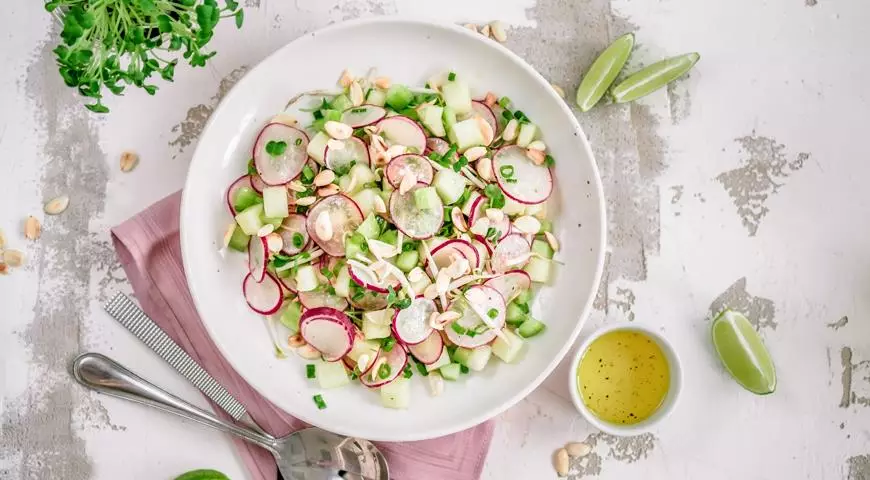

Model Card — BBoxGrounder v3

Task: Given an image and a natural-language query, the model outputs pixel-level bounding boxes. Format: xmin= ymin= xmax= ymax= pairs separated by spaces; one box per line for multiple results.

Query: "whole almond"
xmin=566 ymin=442 xmax=591 ymax=457
xmin=551 ymin=83 xmax=566 ymax=98
xmin=120 ymin=151 xmax=139 ymax=172
xmin=24 ymin=216 xmax=41 ymax=240
xmin=317 ymin=184 xmax=340 ymax=197
xmin=4 ymin=249 xmax=24 ymax=267
xmin=295 ymin=196 xmax=317 ymax=206
xmin=313 ymin=169 xmax=336 ymax=187
xmin=490 ymin=21 xmax=507 ymax=42
xmin=554 ymin=448 xmax=569 ymax=477
xmin=374 ymin=76 xmax=391 ymax=89
xmin=44 ymin=195 xmax=70 ymax=215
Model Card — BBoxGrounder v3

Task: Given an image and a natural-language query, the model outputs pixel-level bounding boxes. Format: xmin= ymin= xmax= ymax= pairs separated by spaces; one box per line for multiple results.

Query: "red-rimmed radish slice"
xmin=253 ymin=123 xmax=309 ymax=185
xmin=279 ymin=274 xmax=297 ymax=293
xmin=469 ymin=196 xmax=510 ymax=240
xmin=484 ymin=270 xmax=532 ymax=303
xmin=341 ymin=105 xmax=387 ymax=128
xmin=491 ymin=233 xmax=532 ymax=273
xmin=389 ymin=183 xmax=444 ymax=240
xmin=248 ymin=236 xmax=268 ymax=282
xmin=348 ymin=260 xmax=399 ymax=294
xmin=493 ymin=145 xmax=553 ymax=205
xmin=348 ymin=290 xmax=388 ymax=311
xmin=392 ymin=297 xmax=436 ymax=345
xmin=243 ymin=272 xmax=283 ymax=315
xmin=385 ymin=154 xmax=434 ymax=188
xmin=430 ymin=239 xmax=480 ymax=270
xmin=471 ymin=101 xmax=498 ymax=135
xmin=360 ymin=345 xmax=408 ymax=388
xmin=305 ymin=194 xmax=364 ymax=256
xmin=226 ymin=175 xmax=253 ymax=215
xmin=278 ymin=214 xmax=309 ymax=255
xmin=299 ymin=307 xmax=355 ymax=361
xmin=408 ymin=330 xmax=445 ymax=364
xmin=376 ymin=116 xmax=426 ymax=152
xmin=250 ymin=174 xmax=266 ymax=194
xmin=297 ymin=290 xmax=349 ymax=311
xmin=471 ymin=236 xmax=492 ymax=266
xmin=425 ymin=137 xmax=458 ymax=162
xmin=325 ymin=136 xmax=370 ymax=171
xmin=445 ymin=285 xmax=506 ymax=348
xmin=489 ymin=103 xmax=507 ymax=135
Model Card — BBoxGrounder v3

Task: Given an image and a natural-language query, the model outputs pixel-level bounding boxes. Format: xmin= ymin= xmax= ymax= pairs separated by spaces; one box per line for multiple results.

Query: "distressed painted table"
xmin=3 ymin=0 xmax=869 ymax=479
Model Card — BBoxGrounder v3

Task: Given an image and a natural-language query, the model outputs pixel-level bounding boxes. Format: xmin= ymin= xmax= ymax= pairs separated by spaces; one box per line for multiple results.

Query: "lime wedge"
xmin=575 ymin=33 xmax=635 ymax=112
xmin=611 ymin=52 xmax=700 ymax=104
xmin=711 ymin=310 xmax=776 ymax=395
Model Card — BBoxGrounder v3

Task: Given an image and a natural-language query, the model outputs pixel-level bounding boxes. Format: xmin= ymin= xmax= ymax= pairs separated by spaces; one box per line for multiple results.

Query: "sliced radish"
xmin=469 ymin=196 xmax=510 ymax=241
xmin=299 ymin=307 xmax=355 ymax=361
xmin=278 ymin=214 xmax=309 ymax=255
xmin=471 ymin=236 xmax=492 ymax=266
xmin=491 ymin=233 xmax=532 ymax=273
xmin=250 ymin=174 xmax=267 ymax=194
xmin=389 ymin=183 xmax=444 ymax=240
xmin=392 ymin=297 xmax=436 ymax=345
xmin=490 ymin=103 xmax=507 ymax=135
xmin=243 ymin=272 xmax=283 ymax=315
xmin=360 ymin=345 xmax=408 ymax=388
xmin=298 ymin=290 xmax=349 ymax=311
xmin=444 ymin=285 xmax=506 ymax=348
xmin=484 ymin=270 xmax=532 ymax=303
xmin=376 ymin=116 xmax=426 ymax=152
xmin=227 ymin=175 xmax=253 ymax=215
xmin=253 ymin=123 xmax=309 ymax=185
xmin=279 ymin=274 xmax=297 ymax=293
xmin=341 ymin=105 xmax=387 ymax=128
xmin=247 ymin=236 xmax=268 ymax=282
xmin=426 ymin=137 xmax=458 ymax=162
xmin=348 ymin=290 xmax=389 ymax=311
xmin=429 ymin=239 xmax=480 ymax=270
xmin=493 ymin=145 xmax=553 ymax=205
xmin=325 ymin=136 xmax=370 ymax=171
xmin=471 ymin=101 xmax=497 ymax=136
xmin=348 ymin=260 xmax=399 ymax=294
xmin=385 ymin=154 xmax=434 ymax=188
xmin=407 ymin=330 xmax=445 ymax=364
xmin=305 ymin=194 xmax=364 ymax=256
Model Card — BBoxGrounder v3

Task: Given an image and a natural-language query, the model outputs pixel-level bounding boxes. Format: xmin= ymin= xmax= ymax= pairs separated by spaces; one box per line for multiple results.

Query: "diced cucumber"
xmin=331 ymin=94 xmax=352 ymax=113
xmin=262 ymin=186 xmax=289 ymax=219
xmin=380 ymin=377 xmax=410 ymax=409
xmin=432 ymin=169 xmax=467 ymax=205
xmin=307 ymin=131 xmax=330 ymax=164
xmin=352 ymin=188 xmax=381 ymax=218
xmin=350 ymin=163 xmax=378 ymax=186
xmin=531 ymin=238 xmax=554 ymax=259
xmin=467 ymin=345 xmax=492 ymax=371
xmin=356 ymin=213 xmax=381 ymax=240
xmin=337 ymin=175 xmax=357 ymax=196
xmin=426 ymin=349 xmax=451 ymax=372
xmin=539 ymin=219 xmax=552 ymax=232
xmin=515 ymin=289 xmax=534 ymax=304
xmin=228 ymin=224 xmax=250 ymax=252
xmin=317 ymin=360 xmax=350 ymax=389
xmin=263 ymin=216 xmax=284 ymax=229
xmin=461 ymin=191 xmax=481 ymax=216
xmin=280 ymin=300 xmax=302 ymax=332
xmin=378 ymin=229 xmax=398 ymax=246
xmin=440 ymin=363 xmax=462 ymax=381
xmin=395 ymin=250 xmax=419 ymax=273
xmin=414 ymin=186 xmax=440 ymax=210
xmin=517 ymin=318 xmax=546 ymax=338
xmin=418 ymin=105 xmax=446 ymax=137
xmin=525 ymin=201 xmax=546 ymax=218
xmin=233 ymin=186 xmax=261 ymax=213
xmin=295 ymin=265 xmax=319 ymax=292
xmin=443 ymin=106 xmax=457 ymax=132
xmin=347 ymin=338 xmax=380 ymax=362
xmin=450 ymin=118 xmax=486 ymax=152
xmin=505 ymin=302 xmax=527 ymax=326
xmin=363 ymin=318 xmax=391 ymax=340
xmin=362 ymin=308 xmax=391 ymax=326
xmin=345 ymin=234 xmax=366 ymax=259
xmin=235 ymin=204 xmax=265 ymax=236
xmin=516 ymin=123 xmax=538 ymax=148
xmin=441 ymin=79 xmax=472 ymax=115
xmin=386 ymin=84 xmax=413 ymax=111
xmin=502 ymin=196 xmax=526 ymax=216
xmin=492 ymin=329 xmax=524 ymax=363
xmin=452 ymin=347 xmax=471 ymax=366
xmin=524 ymin=257 xmax=552 ymax=283
xmin=366 ymin=88 xmax=387 ymax=107
xmin=334 ymin=264 xmax=351 ymax=297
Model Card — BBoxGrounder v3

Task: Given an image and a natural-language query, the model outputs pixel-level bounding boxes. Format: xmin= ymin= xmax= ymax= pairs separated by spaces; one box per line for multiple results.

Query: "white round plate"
xmin=181 ymin=18 xmax=605 ymax=442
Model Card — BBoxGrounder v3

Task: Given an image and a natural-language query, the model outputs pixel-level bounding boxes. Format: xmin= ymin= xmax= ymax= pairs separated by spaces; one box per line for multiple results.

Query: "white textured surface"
xmin=2 ymin=0 xmax=870 ymax=479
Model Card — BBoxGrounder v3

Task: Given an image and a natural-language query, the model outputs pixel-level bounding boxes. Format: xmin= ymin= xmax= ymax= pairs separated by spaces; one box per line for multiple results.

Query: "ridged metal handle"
xmin=71 ymin=353 xmax=280 ymax=453
xmin=103 ymin=292 xmax=247 ymax=420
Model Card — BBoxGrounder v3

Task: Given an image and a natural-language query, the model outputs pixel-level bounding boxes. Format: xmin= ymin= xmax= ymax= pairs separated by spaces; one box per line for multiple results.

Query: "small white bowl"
xmin=568 ymin=322 xmax=683 ymax=436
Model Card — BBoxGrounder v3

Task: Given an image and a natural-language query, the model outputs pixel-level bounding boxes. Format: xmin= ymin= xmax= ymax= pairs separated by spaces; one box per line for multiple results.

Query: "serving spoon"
xmin=72 ymin=353 xmax=388 ymax=480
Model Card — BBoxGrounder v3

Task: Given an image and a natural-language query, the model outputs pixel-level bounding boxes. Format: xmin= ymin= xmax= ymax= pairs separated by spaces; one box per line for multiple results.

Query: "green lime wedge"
xmin=174 ymin=470 xmax=229 ymax=480
xmin=575 ymin=33 xmax=635 ymax=112
xmin=611 ymin=52 xmax=700 ymax=104
xmin=711 ymin=309 xmax=776 ymax=395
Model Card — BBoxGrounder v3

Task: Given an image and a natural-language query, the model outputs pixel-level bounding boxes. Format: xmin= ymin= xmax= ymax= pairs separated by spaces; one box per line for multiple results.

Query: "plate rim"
xmin=180 ymin=16 xmax=607 ymax=441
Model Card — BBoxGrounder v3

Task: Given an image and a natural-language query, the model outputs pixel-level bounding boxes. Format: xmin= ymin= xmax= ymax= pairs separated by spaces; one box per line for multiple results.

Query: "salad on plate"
xmin=222 ymin=69 xmax=559 ymax=409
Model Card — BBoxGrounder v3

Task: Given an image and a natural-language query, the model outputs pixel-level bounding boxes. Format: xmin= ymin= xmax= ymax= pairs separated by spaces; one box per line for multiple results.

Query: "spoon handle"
xmin=72 ymin=352 xmax=280 ymax=454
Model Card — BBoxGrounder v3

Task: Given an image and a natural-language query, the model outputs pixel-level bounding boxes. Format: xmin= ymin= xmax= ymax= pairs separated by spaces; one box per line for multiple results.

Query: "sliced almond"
xmin=554 ymin=448 xmax=569 ymax=477
xmin=324 ymin=121 xmax=352 ymax=140
xmin=476 ymin=117 xmax=495 ymax=145
xmin=4 ymin=249 xmax=24 ymax=268
xmin=428 ymin=311 xmax=442 ymax=330
xmin=399 ymin=171 xmax=417 ymax=195
xmin=257 ymin=224 xmax=275 ymax=237
xmin=338 ymin=69 xmax=354 ymax=88
xmin=296 ymin=344 xmax=322 ymax=360
xmin=427 ymin=372 xmax=444 ymax=396
xmin=475 ymin=157 xmax=494 ymax=182
xmin=24 ymin=216 xmax=41 ymax=240
xmin=385 ymin=145 xmax=406 ymax=159
xmin=470 ymin=217 xmax=490 ymax=236
xmin=266 ymin=233 xmax=284 ymax=253
xmin=544 ymin=231 xmax=560 ymax=252
xmin=326 ymin=138 xmax=345 ymax=152
xmin=408 ymin=266 xmax=426 ymax=283
xmin=551 ymin=83 xmax=566 ymax=99
xmin=503 ymin=118 xmax=519 ymax=142
xmin=483 ymin=92 xmax=498 ymax=108
xmin=566 ymin=442 xmax=591 ymax=457
xmin=317 ymin=184 xmax=340 ymax=197
xmin=372 ymin=194 xmax=387 ymax=214
xmin=120 ymin=151 xmax=139 ymax=172
xmin=295 ymin=195 xmax=317 ymax=206
xmin=463 ymin=23 xmax=477 ymax=31
xmin=288 ymin=333 xmax=306 ymax=348
xmin=374 ymin=76 xmax=391 ymax=89
xmin=513 ymin=215 xmax=541 ymax=234
xmin=486 ymin=208 xmax=505 ymax=224
xmin=464 ymin=146 xmax=487 ymax=162
xmin=528 ymin=140 xmax=547 ymax=152
xmin=315 ymin=211 xmax=333 ymax=241
xmin=313 ymin=169 xmax=336 ymax=187
xmin=490 ymin=20 xmax=507 ymax=42
xmin=423 ymin=283 xmax=439 ymax=300
xmin=445 ymin=257 xmax=470 ymax=279
xmin=349 ymin=81 xmax=365 ymax=107
xmin=367 ymin=238 xmax=398 ymax=259
xmin=525 ymin=148 xmax=546 ymax=166
xmin=356 ymin=353 xmax=372 ymax=373
xmin=44 ymin=195 xmax=70 ymax=215
xmin=451 ymin=207 xmax=469 ymax=233
xmin=288 ymin=180 xmax=307 ymax=193
xmin=435 ymin=269 xmax=451 ymax=294
xmin=479 ymin=24 xmax=491 ymax=38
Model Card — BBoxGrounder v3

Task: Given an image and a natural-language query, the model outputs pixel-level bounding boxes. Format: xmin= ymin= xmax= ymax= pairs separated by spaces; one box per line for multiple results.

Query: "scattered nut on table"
xmin=44 ymin=195 xmax=69 ymax=215
xmin=553 ymin=448 xmax=569 ymax=477
xmin=0 ymin=228 xmax=6 ymax=249
xmin=24 ymin=216 xmax=41 ymax=240
xmin=565 ymin=442 xmax=591 ymax=457
xmin=120 ymin=151 xmax=139 ymax=172
xmin=3 ymin=249 xmax=24 ymax=268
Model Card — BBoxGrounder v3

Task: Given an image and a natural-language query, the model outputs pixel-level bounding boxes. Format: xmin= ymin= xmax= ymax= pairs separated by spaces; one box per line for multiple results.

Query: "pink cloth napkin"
xmin=110 ymin=191 xmax=494 ymax=480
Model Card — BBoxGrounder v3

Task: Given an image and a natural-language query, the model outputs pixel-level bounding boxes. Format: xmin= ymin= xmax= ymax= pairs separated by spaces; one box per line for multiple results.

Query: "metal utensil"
xmin=72 ymin=353 xmax=389 ymax=480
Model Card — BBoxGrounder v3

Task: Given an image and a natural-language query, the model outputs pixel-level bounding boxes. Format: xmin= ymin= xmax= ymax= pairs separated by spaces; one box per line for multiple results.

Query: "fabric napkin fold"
xmin=110 ymin=191 xmax=494 ymax=480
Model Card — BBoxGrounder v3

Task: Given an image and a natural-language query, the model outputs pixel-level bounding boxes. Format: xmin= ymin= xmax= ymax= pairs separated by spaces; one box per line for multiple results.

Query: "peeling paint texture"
xmin=709 ymin=277 xmax=777 ymax=330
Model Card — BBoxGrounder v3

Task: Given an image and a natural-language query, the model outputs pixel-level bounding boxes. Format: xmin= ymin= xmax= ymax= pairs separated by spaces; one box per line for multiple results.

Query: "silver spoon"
xmin=72 ymin=353 xmax=389 ymax=480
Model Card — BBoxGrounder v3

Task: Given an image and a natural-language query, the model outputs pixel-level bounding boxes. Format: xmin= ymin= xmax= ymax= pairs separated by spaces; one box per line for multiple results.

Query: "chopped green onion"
xmin=499 ymin=165 xmax=515 ymax=178
xmin=312 ymin=110 xmax=323 ymax=120
xmin=306 ymin=364 xmax=316 ymax=379
xmin=265 ymin=140 xmax=287 ymax=156
xmin=247 ymin=158 xmax=257 ymax=176
xmin=453 ymin=156 xmax=468 ymax=172
xmin=487 ymin=308 xmax=498 ymax=319
xmin=415 ymin=360 xmax=429 ymax=376
xmin=544 ymin=154 xmax=555 ymax=167
xmin=484 ymin=184 xmax=505 ymax=209
xmin=448 ymin=71 xmax=456 ymax=81
xmin=451 ymin=322 xmax=468 ymax=335
xmin=513 ymin=110 xmax=526 ymax=120
xmin=460 ymin=365 xmax=470 ymax=374
xmin=518 ymin=303 xmax=530 ymax=314
xmin=351 ymin=107 xmax=367 ymax=113
xmin=295 ymin=138 xmax=303 ymax=146
xmin=498 ymin=96 xmax=511 ymax=109
xmin=378 ymin=363 xmax=392 ymax=379
xmin=501 ymin=110 xmax=513 ymax=121
xmin=403 ymin=364 xmax=413 ymax=379
xmin=313 ymin=394 xmax=327 ymax=409
xmin=292 ymin=232 xmax=304 ymax=248
xmin=301 ymin=165 xmax=315 ymax=183
xmin=381 ymin=336 xmax=396 ymax=352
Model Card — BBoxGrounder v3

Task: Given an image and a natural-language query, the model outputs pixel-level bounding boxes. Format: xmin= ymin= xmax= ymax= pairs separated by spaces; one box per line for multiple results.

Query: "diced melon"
xmin=334 ymin=264 xmax=351 ymax=297
xmin=441 ymin=80 xmax=472 ymax=115
xmin=279 ymin=301 xmax=302 ymax=332
xmin=380 ymin=377 xmax=410 ymax=409
xmin=356 ymin=213 xmax=381 ymax=240
xmin=350 ymin=163 xmax=378 ymax=186
xmin=419 ymin=105 xmax=446 ymax=137
xmin=433 ymin=169 xmax=467 ymax=205
xmin=317 ymin=360 xmax=350 ymax=389
xmin=363 ymin=318 xmax=391 ymax=340
xmin=235 ymin=203 xmax=265 ymax=236
xmin=492 ymin=329 xmax=524 ymax=363
xmin=450 ymin=118 xmax=486 ymax=152
xmin=440 ymin=363 xmax=462 ymax=381
xmin=452 ymin=346 xmax=492 ymax=372
xmin=410 ymin=271 xmax=432 ymax=294
xmin=295 ymin=265 xmax=319 ymax=292
xmin=426 ymin=349 xmax=451 ymax=372
xmin=262 ymin=186 xmax=289 ymax=219
xmin=347 ymin=338 xmax=380 ymax=363
xmin=307 ymin=131 xmax=330 ymax=164
xmin=352 ymin=189 xmax=381 ymax=218
xmin=524 ymin=257 xmax=552 ymax=283
xmin=516 ymin=123 xmax=538 ymax=148
xmin=366 ymin=89 xmax=387 ymax=107
xmin=531 ymin=238 xmax=554 ymax=259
